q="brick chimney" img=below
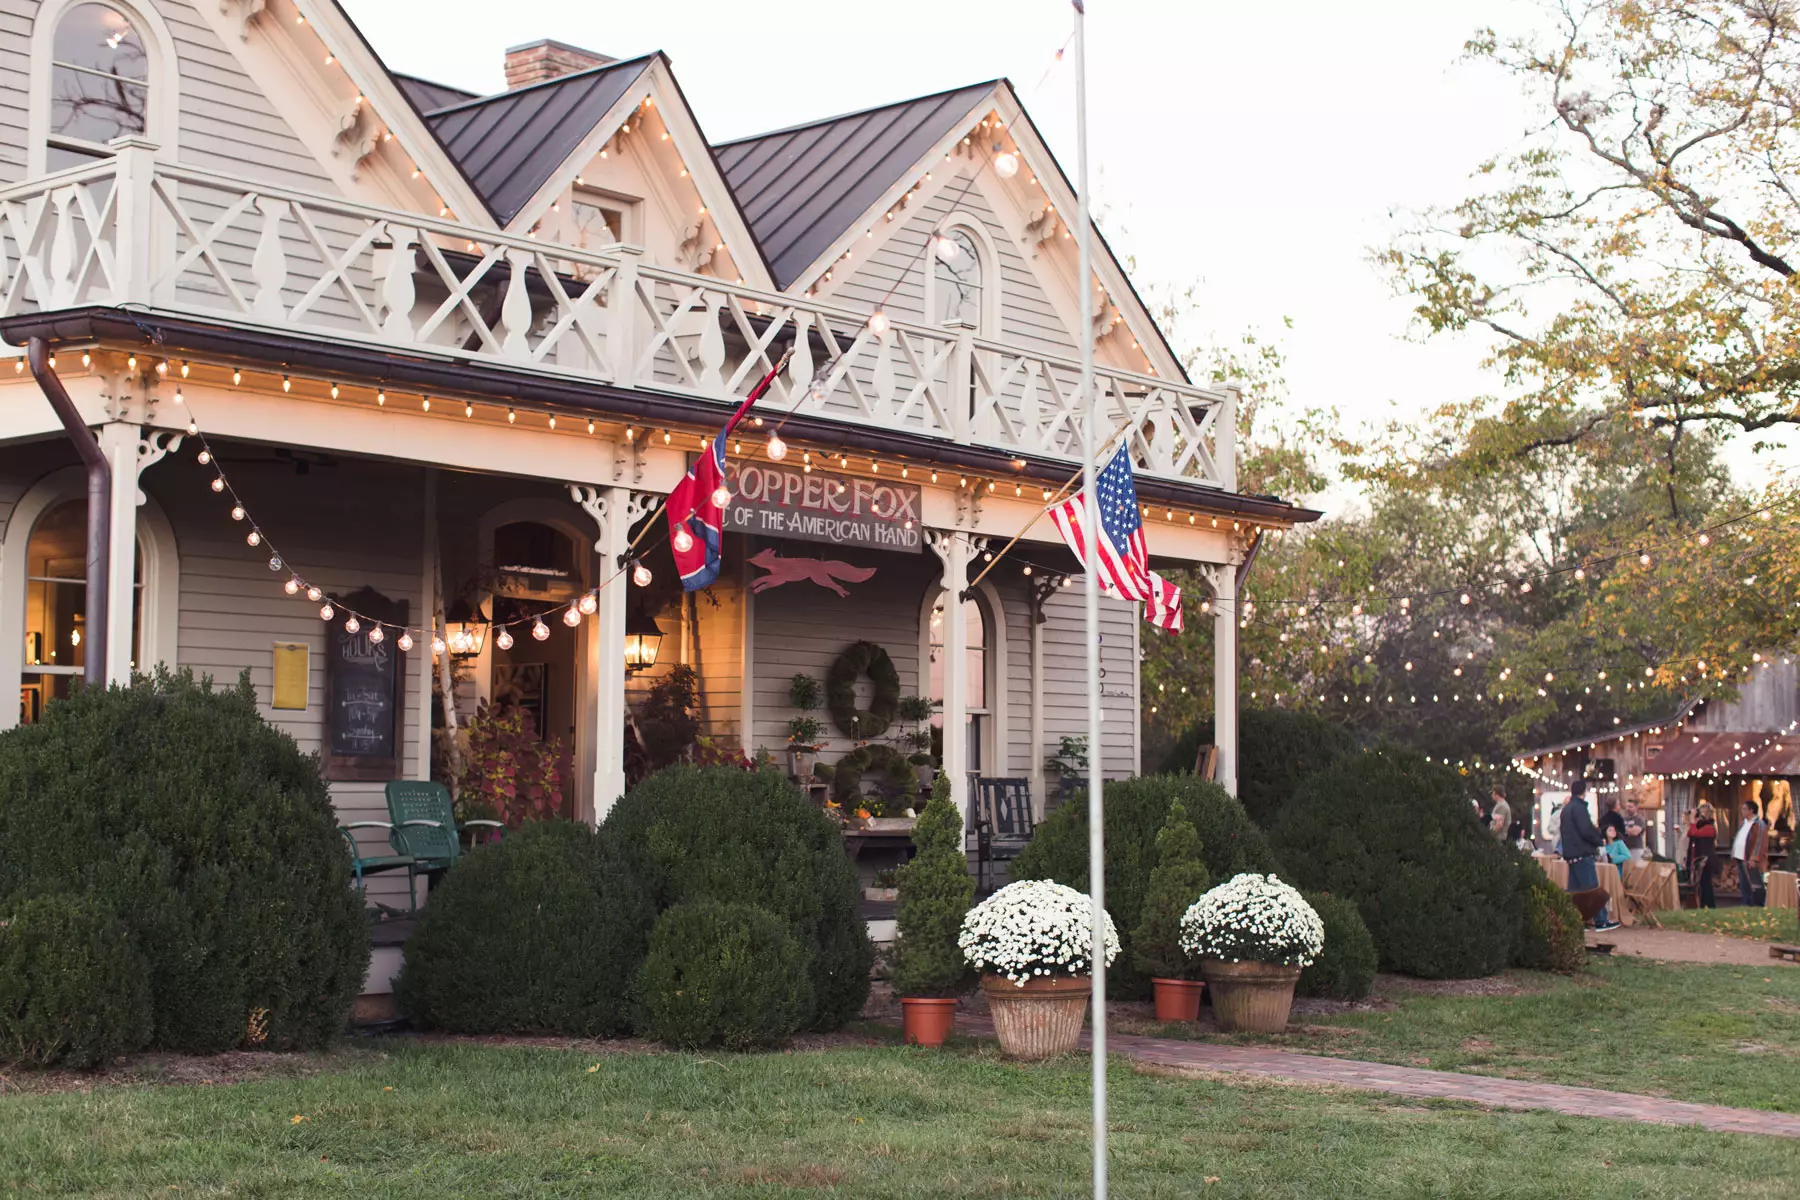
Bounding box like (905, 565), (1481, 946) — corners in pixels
(503, 39), (615, 89)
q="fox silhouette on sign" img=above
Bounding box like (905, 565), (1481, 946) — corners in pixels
(747, 549), (876, 597)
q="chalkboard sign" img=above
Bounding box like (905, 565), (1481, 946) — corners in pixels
(323, 587), (408, 781)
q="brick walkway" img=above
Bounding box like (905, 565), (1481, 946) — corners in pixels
(943, 1014), (1800, 1139)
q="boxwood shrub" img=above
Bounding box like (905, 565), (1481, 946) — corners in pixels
(396, 820), (652, 1035)
(633, 900), (813, 1049)
(601, 764), (872, 1030)
(0, 670), (368, 1053)
(1160, 709), (1358, 828)
(0, 893), (153, 1068)
(1513, 857), (1587, 973)
(1270, 748), (1523, 979)
(1296, 891), (1377, 1001)
(1010, 774), (1277, 995)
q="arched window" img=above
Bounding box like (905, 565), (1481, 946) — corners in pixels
(19, 498), (142, 722)
(46, 3), (151, 171)
(929, 592), (992, 770)
(931, 227), (984, 327)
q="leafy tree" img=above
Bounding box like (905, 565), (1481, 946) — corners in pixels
(890, 773), (974, 998)
(1130, 801), (1211, 981)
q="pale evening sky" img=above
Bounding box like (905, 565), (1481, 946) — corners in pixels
(343, 1), (1562, 497)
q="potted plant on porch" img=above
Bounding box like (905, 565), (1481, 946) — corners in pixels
(1179, 874), (1324, 1034)
(895, 695), (938, 794)
(891, 773), (974, 1046)
(786, 674), (823, 780)
(958, 879), (1118, 1059)
(1131, 799), (1212, 1021)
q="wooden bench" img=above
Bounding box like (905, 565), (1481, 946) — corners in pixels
(1771, 944), (1800, 964)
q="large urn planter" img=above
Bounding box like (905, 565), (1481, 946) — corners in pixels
(1199, 959), (1302, 1033)
(899, 996), (958, 1047)
(1150, 977), (1204, 1022)
(981, 974), (1091, 1059)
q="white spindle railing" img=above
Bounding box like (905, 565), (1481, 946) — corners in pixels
(0, 159), (1229, 487)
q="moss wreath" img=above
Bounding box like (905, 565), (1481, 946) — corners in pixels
(826, 640), (901, 741)
(832, 743), (920, 815)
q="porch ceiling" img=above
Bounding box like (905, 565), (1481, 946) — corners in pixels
(3, 306), (1321, 528)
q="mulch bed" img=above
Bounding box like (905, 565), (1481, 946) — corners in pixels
(0, 1049), (353, 1098)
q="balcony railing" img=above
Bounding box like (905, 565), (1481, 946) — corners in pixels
(0, 146), (1234, 489)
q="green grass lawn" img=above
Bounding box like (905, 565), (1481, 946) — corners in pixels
(1655, 906), (1799, 944)
(4, 1039), (1800, 1198)
(1127, 958), (1800, 1113)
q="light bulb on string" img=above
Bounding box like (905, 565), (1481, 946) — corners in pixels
(633, 562), (653, 587)
(531, 618), (551, 642)
(284, 578), (300, 595)
(932, 234), (960, 262)
(319, 603), (335, 621)
(397, 631), (414, 652)
(246, 531), (261, 547)
(187, 420), (198, 435)
(198, 450), (211, 465)
(672, 525), (695, 554)
(267, 555), (282, 572)
(431, 634), (446, 655)
(711, 484), (732, 507)
(578, 593), (597, 615)
(495, 627), (514, 650)
(867, 311), (890, 335)
(767, 435), (788, 461)
(231, 505), (245, 521)
(994, 151), (1020, 178)
(563, 604), (582, 627)
(307, 586), (323, 602)
(367, 623), (385, 644)
(211, 477), (225, 493)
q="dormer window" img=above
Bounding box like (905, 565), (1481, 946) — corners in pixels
(932, 228), (983, 326)
(47, 3), (149, 171)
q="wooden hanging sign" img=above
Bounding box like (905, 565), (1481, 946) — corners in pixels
(721, 459), (922, 553)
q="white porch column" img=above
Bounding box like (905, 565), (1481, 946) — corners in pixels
(98, 423), (141, 684)
(928, 530), (971, 825)
(592, 486), (634, 820)
(414, 470), (438, 780)
(1212, 565), (1238, 797)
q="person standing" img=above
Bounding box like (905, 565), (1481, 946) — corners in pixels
(1489, 790), (1513, 841)
(1598, 794), (1628, 844)
(1622, 800), (1647, 853)
(1733, 798), (1769, 908)
(1686, 802), (1717, 909)
(1561, 779), (1618, 930)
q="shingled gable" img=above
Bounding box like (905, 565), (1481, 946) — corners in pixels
(718, 79), (1186, 381)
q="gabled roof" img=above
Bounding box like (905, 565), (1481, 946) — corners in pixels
(1514, 703), (1696, 760)
(425, 57), (654, 225)
(394, 72), (481, 113)
(715, 82), (996, 289)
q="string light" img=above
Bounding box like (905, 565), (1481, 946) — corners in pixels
(495, 628), (514, 650)
(531, 618), (551, 642)
(633, 562), (653, 587)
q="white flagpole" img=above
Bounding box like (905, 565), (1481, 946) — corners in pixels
(1071, 3), (1107, 1197)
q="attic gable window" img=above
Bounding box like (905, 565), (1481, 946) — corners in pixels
(47, 2), (149, 171)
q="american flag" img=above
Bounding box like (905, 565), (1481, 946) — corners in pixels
(1048, 448), (1184, 632)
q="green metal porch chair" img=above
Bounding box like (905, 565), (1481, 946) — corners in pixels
(339, 782), (504, 912)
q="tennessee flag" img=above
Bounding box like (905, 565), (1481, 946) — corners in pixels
(666, 359), (787, 590)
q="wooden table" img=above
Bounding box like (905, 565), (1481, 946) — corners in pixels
(1769, 869), (1798, 913)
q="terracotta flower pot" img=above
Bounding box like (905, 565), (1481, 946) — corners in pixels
(899, 996), (958, 1047)
(981, 973), (1090, 1058)
(1150, 977), (1204, 1022)
(1198, 959), (1301, 1033)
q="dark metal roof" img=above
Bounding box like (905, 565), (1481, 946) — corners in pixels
(426, 57), (652, 225)
(393, 72), (481, 114)
(714, 82), (995, 289)
(1646, 730), (1800, 777)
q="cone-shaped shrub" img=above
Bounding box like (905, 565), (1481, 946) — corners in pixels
(601, 764), (872, 1029)
(891, 773), (974, 998)
(0, 669), (368, 1053)
(1131, 800), (1211, 980)
(1512, 859), (1587, 973)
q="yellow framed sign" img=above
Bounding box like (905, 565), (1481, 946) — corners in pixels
(272, 642), (309, 710)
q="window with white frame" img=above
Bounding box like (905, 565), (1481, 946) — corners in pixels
(45, 2), (150, 172)
(929, 592), (992, 771)
(20, 499), (141, 722)
(930, 226), (985, 328)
